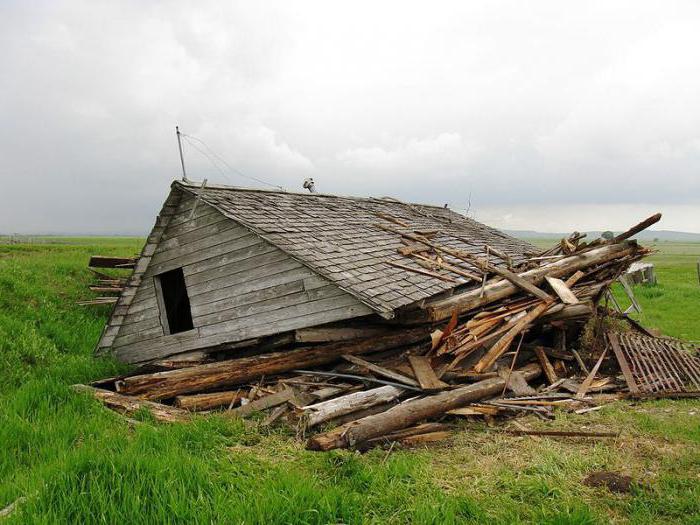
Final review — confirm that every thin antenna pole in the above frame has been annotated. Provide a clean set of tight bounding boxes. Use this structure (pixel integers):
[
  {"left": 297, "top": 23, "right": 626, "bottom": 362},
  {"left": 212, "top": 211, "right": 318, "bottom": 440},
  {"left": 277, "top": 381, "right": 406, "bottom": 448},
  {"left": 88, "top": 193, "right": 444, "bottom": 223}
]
[{"left": 176, "top": 126, "right": 189, "bottom": 182}]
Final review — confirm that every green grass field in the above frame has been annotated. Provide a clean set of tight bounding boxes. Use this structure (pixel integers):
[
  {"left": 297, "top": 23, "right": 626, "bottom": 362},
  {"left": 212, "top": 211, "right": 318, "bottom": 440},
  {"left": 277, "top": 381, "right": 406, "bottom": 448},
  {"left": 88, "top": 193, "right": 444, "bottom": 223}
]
[{"left": 0, "top": 238, "right": 698, "bottom": 524}]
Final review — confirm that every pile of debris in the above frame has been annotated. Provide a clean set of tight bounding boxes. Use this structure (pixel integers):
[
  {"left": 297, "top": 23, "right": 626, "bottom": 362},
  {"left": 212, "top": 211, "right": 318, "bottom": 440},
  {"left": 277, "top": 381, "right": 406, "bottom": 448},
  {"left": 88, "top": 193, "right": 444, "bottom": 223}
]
[
  {"left": 76, "top": 214, "right": 700, "bottom": 451},
  {"left": 77, "top": 256, "right": 136, "bottom": 306}
]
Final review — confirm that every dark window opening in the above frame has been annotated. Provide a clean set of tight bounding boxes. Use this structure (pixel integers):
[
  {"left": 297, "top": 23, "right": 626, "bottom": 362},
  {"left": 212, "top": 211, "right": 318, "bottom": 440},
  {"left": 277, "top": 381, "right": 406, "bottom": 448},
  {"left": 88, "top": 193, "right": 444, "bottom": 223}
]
[{"left": 155, "top": 268, "right": 194, "bottom": 334}]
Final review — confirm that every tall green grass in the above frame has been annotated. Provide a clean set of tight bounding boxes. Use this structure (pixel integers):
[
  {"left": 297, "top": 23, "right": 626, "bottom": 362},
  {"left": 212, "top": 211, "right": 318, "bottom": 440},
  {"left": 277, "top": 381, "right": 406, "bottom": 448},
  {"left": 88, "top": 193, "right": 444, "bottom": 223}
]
[{"left": 0, "top": 238, "right": 698, "bottom": 523}]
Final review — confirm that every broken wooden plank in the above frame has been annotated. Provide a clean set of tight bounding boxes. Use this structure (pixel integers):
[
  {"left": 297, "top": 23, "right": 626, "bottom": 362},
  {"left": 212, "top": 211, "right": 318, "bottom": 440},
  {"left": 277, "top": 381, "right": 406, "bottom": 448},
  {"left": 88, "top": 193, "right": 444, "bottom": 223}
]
[
  {"left": 88, "top": 255, "right": 137, "bottom": 268},
  {"left": 575, "top": 349, "right": 608, "bottom": 399},
  {"left": 571, "top": 349, "right": 590, "bottom": 375},
  {"left": 472, "top": 272, "right": 584, "bottom": 373},
  {"left": 447, "top": 405, "right": 501, "bottom": 416},
  {"left": 533, "top": 346, "right": 559, "bottom": 385},
  {"left": 342, "top": 354, "right": 420, "bottom": 387},
  {"left": 498, "top": 368, "right": 536, "bottom": 396},
  {"left": 408, "top": 355, "right": 449, "bottom": 391},
  {"left": 607, "top": 332, "right": 640, "bottom": 395},
  {"left": 385, "top": 260, "right": 457, "bottom": 282},
  {"left": 411, "top": 253, "right": 481, "bottom": 281},
  {"left": 545, "top": 276, "right": 580, "bottom": 304}
]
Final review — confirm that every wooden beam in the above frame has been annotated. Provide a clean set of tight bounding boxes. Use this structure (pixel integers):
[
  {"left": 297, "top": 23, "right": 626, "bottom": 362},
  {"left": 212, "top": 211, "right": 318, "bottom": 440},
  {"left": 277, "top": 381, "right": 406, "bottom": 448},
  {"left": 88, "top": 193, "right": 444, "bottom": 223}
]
[{"left": 116, "top": 327, "right": 430, "bottom": 400}]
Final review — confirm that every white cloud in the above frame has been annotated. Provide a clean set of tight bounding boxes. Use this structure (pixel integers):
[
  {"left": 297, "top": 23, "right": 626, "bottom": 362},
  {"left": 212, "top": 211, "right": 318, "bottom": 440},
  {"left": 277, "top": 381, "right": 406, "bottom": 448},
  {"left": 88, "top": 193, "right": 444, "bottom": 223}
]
[
  {"left": 1, "top": 1, "right": 699, "bottom": 233},
  {"left": 337, "top": 133, "right": 481, "bottom": 173}
]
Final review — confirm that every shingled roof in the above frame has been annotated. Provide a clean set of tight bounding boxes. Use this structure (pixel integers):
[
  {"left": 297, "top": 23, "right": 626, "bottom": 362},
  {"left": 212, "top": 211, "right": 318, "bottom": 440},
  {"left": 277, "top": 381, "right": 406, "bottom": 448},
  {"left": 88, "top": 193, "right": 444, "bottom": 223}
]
[{"left": 176, "top": 181, "right": 536, "bottom": 318}]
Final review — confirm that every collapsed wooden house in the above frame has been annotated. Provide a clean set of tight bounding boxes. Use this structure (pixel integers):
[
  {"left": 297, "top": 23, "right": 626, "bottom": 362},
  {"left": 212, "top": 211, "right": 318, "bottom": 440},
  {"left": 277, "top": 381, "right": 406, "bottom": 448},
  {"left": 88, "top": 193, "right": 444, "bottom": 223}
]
[
  {"left": 96, "top": 180, "right": 538, "bottom": 365},
  {"left": 84, "top": 183, "right": 700, "bottom": 450}
]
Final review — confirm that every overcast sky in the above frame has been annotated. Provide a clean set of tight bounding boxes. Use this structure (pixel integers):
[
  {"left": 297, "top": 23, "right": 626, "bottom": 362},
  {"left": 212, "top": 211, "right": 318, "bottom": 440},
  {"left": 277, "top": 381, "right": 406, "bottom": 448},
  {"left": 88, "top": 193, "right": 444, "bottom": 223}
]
[{"left": 1, "top": 1, "right": 699, "bottom": 235}]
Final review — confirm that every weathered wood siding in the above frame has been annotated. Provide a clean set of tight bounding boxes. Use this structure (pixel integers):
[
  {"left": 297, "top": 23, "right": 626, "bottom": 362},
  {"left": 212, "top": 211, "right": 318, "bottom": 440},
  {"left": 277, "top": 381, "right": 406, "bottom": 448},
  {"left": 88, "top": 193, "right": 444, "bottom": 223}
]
[{"left": 108, "top": 191, "right": 373, "bottom": 364}]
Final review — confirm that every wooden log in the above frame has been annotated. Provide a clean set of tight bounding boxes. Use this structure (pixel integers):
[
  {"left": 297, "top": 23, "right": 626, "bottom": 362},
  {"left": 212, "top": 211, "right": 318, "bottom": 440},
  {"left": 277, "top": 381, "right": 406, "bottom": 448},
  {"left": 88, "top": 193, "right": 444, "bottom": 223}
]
[
  {"left": 300, "top": 385, "right": 404, "bottom": 428},
  {"left": 72, "top": 384, "right": 189, "bottom": 422},
  {"left": 116, "top": 327, "right": 430, "bottom": 400},
  {"left": 174, "top": 390, "right": 245, "bottom": 411},
  {"left": 424, "top": 242, "right": 637, "bottom": 321},
  {"left": 306, "top": 363, "right": 541, "bottom": 451},
  {"left": 325, "top": 402, "right": 396, "bottom": 427},
  {"left": 611, "top": 213, "right": 661, "bottom": 243}
]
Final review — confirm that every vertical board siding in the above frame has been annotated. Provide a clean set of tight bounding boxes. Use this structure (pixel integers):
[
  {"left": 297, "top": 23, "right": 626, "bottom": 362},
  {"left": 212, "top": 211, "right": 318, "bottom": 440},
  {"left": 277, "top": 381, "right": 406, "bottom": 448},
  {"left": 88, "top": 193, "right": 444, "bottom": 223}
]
[{"left": 109, "top": 191, "right": 372, "bottom": 363}]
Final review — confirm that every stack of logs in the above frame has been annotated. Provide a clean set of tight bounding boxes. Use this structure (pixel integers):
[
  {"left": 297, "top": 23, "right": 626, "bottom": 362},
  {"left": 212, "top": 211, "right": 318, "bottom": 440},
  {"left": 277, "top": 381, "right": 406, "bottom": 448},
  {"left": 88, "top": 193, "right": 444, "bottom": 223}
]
[{"left": 77, "top": 214, "right": 687, "bottom": 451}]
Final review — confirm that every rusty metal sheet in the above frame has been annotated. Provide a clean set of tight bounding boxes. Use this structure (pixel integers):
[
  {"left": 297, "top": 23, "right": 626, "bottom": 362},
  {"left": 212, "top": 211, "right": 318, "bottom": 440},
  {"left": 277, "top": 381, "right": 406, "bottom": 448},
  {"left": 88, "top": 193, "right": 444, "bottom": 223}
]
[{"left": 608, "top": 332, "right": 700, "bottom": 395}]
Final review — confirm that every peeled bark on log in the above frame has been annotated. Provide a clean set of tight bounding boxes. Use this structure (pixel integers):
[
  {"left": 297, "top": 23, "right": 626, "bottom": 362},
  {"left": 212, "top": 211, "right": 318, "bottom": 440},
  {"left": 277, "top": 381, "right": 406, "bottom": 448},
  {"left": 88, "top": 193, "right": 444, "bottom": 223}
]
[
  {"left": 72, "top": 384, "right": 189, "bottom": 422},
  {"left": 425, "top": 242, "right": 636, "bottom": 321},
  {"left": 116, "top": 327, "right": 430, "bottom": 400},
  {"left": 307, "top": 363, "right": 541, "bottom": 451},
  {"left": 174, "top": 390, "right": 245, "bottom": 411},
  {"left": 300, "top": 385, "right": 404, "bottom": 428}
]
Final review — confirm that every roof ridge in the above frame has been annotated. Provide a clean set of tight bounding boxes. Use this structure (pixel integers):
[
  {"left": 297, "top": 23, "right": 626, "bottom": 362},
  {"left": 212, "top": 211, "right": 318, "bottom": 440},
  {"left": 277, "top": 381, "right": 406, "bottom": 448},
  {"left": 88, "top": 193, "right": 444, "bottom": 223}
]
[{"left": 173, "top": 179, "right": 458, "bottom": 212}]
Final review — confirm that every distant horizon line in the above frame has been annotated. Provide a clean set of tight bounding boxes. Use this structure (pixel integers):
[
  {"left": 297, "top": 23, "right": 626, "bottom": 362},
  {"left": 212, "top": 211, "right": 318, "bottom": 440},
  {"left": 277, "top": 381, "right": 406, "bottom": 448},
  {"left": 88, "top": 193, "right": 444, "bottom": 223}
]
[{"left": 2, "top": 227, "right": 700, "bottom": 237}]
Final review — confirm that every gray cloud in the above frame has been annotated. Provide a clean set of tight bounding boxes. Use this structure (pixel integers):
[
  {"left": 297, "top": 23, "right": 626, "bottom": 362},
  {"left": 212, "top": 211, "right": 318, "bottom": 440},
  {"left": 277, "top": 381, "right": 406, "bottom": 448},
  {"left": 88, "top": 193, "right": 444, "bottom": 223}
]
[{"left": 1, "top": 0, "right": 699, "bottom": 234}]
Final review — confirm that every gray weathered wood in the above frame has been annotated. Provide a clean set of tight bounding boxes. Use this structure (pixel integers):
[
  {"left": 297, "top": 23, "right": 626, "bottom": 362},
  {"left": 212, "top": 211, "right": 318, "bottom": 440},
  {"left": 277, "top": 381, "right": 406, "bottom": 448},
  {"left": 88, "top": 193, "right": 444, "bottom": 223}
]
[{"left": 300, "top": 385, "right": 403, "bottom": 427}]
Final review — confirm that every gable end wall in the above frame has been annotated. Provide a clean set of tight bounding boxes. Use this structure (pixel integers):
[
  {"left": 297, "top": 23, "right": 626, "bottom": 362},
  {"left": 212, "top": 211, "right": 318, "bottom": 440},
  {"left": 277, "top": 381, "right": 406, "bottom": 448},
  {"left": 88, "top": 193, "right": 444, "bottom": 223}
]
[{"left": 103, "top": 189, "right": 373, "bottom": 364}]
